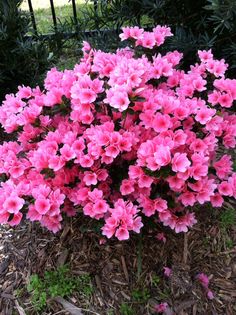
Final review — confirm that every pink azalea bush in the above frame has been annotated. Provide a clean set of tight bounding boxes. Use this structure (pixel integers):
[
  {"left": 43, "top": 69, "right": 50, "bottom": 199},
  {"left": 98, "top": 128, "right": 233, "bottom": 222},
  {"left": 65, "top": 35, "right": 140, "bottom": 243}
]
[{"left": 0, "top": 25, "right": 236, "bottom": 240}]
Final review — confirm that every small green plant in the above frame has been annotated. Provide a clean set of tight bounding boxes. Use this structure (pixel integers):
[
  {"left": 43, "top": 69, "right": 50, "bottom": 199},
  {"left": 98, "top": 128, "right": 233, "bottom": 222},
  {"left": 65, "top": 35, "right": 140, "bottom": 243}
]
[
  {"left": 151, "top": 274, "right": 161, "bottom": 288},
  {"left": 220, "top": 208, "right": 236, "bottom": 229},
  {"left": 120, "top": 303, "right": 135, "bottom": 315},
  {"left": 158, "top": 288, "right": 171, "bottom": 300},
  {"left": 131, "top": 287, "right": 150, "bottom": 303},
  {"left": 27, "top": 274, "right": 47, "bottom": 310},
  {"left": 27, "top": 265, "right": 93, "bottom": 311},
  {"left": 15, "top": 287, "right": 24, "bottom": 298},
  {"left": 225, "top": 237, "right": 234, "bottom": 249}
]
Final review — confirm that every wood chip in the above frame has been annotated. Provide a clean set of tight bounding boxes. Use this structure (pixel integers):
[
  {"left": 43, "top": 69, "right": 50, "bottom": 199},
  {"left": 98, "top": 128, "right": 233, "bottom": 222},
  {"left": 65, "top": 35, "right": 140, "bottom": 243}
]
[
  {"left": 56, "top": 248, "right": 69, "bottom": 266},
  {"left": 95, "top": 275, "right": 103, "bottom": 296},
  {"left": 183, "top": 233, "right": 188, "bottom": 264},
  {"left": 121, "top": 256, "right": 129, "bottom": 282},
  {"left": 54, "top": 297, "right": 84, "bottom": 315}
]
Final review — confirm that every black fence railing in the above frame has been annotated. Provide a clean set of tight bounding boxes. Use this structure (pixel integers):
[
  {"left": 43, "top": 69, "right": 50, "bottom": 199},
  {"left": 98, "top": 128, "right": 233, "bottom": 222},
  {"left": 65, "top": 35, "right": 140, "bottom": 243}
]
[{"left": 26, "top": 0, "right": 99, "bottom": 37}]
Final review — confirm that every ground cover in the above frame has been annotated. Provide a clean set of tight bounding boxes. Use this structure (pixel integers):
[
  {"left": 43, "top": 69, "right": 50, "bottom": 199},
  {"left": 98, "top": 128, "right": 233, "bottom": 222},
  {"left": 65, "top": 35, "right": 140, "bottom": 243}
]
[{"left": 0, "top": 205, "right": 236, "bottom": 315}]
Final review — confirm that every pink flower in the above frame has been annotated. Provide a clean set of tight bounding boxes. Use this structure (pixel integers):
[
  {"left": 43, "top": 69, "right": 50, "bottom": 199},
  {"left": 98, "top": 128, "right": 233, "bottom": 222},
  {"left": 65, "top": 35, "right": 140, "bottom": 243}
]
[
  {"left": 172, "top": 153, "right": 191, "bottom": 173},
  {"left": 79, "top": 155, "right": 94, "bottom": 168},
  {"left": 167, "top": 175, "right": 185, "bottom": 191},
  {"left": 35, "top": 198, "right": 50, "bottom": 215},
  {"left": 138, "top": 174, "right": 153, "bottom": 188},
  {"left": 132, "top": 216, "right": 143, "bottom": 233},
  {"left": 105, "top": 87, "right": 130, "bottom": 112},
  {"left": 154, "top": 302, "right": 168, "bottom": 313},
  {"left": 119, "top": 26, "right": 144, "bottom": 41},
  {"left": 214, "top": 155, "right": 232, "bottom": 180},
  {"left": 105, "top": 145, "right": 119, "bottom": 158},
  {"left": 198, "top": 49, "right": 213, "bottom": 62},
  {"left": 195, "top": 107, "right": 216, "bottom": 124},
  {"left": 210, "top": 193, "right": 224, "bottom": 207},
  {"left": 153, "top": 114, "right": 171, "bottom": 132},
  {"left": 196, "top": 273, "right": 214, "bottom": 300},
  {"left": 137, "top": 31, "right": 156, "bottom": 49},
  {"left": 154, "top": 198, "right": 168, "bottom": 213},
  {"left": 163, "top": 267, "right": 172, "bottom": 277},
  {"left": 115, "top": 227, "right": 129, "bottom": 240},
  {"left": 3, "top": 195, "right": 24, "bottom": 214},
  {"left": 8, "top": 212, "right": 23, "bottom": 226},
  {"left": 99, "top": 238, "right": 107, "bottom": 245},
  {"left": 190, "top": 164, "right": 208, "bottom": 180},
  {"left": 120, "top": 179, "right": 135, "bottom": 195},
  {"left": 71, "top": 86, "right": 97, "bottom": 104},
  {"left": 154, "top": 145, "right": 171, "bottom": 167},
  {"left": 196, "top": 273, "right": 209, "bottom": 288},
  {"left": 10, "top": 165, "right": 25, "bottom": 178},
  {"left": 93, "top": 200, "right": 109, "bottom": 216},
  {"left": 218, "top": 93, "right": 233, "bottom": 108},
  {"left": 60, "top": 144, "right": 76, "bottom": 161},
  {"left": 179, "top": 191, "right": 196, "bottom": 206},
  {"left": 27, "top": 205, "right": 42, "bottom": 221},
  {"left": 207, "top": 290, "right": 214, "bottom": 300},
  {"left": 83, "top": 172, "right": 98, "bottom": 186},
  {"left": 156, "top": 232, "right": 166, "bottom": 243},
  {"left": 218, "top": 181, "right": 233, "bottom": 196},
  {"left": 48, "top": 156, "right": 65, "bottom": 171}
]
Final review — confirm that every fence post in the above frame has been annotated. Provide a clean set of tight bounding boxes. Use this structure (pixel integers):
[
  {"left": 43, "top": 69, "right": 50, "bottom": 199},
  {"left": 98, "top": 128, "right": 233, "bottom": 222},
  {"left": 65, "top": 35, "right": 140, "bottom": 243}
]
[
  {"left": 49, "top": 0, "right": 57, "bottom": 32},
  {"left": 27, "top": 0, "right": 38, "bottom": 36},
  {"left": 71, "top": 0, "right": 79, "bottom": 35},
  {"left": 94, "top": 0, "right": 99, "bottom": 30},
  {"left": 94, "top": 0, "right": 98, "bottom": 13}
]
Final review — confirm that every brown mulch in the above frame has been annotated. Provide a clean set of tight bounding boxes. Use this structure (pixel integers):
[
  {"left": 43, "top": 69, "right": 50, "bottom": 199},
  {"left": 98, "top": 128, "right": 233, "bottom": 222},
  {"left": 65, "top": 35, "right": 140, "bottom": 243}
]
[{"left": 0, "top": 209, "right": 236, "bottom": 315}]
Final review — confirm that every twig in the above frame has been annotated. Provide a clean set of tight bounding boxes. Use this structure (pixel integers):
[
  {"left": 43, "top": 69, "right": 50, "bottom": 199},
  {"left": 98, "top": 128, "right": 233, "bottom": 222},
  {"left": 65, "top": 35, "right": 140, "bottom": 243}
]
[
  {"left": 15, "top": 300, "right": 27, "bottom": 315},
  {"left": 137, "top": 234, "right": 143, "bottom": 280},
  {"left": 183, "top": 232, "right": 188, "bottom": 264}
]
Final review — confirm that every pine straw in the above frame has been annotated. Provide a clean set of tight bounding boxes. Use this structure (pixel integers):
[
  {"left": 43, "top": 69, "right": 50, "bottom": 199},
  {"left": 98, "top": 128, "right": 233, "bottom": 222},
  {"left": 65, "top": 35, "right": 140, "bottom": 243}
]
[{"left": 0, "top": 207, "right": 236, "bottom": 315}]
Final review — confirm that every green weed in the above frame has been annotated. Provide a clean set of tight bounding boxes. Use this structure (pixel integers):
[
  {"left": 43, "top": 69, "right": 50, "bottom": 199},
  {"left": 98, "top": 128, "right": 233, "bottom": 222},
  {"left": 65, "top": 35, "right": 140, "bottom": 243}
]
[
  {"left": 225, "top": 237, "right": 234, "bottom": 249},
  {"left": 151, "top": 274, "right": 161, "bottom": 287},
  {"left": 120, "top": 303, "right": 135, "bottom": 315},
  {"left": 131, "top": 287, "right": 150, "bottom": 303},
  {"left": 27, "top": 265, "right": 93, "bottom": 311},
  {"left": 220, "top": 208, "right": 236, "bottom": 229}
]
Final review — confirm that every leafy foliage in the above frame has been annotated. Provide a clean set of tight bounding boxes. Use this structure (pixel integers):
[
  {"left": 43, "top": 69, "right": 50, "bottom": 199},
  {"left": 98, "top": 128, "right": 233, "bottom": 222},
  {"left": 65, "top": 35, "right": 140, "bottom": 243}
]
[
  {"left": 0, "top": 0, "right": 50, "bottom": 101},
  {"left": 27, "top": 265, "right": 93, "bottom": 311}
]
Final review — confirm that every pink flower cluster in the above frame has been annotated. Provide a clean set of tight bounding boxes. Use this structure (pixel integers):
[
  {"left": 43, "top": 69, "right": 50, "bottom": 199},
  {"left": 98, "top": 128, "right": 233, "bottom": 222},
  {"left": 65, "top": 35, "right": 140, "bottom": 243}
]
[{"left": 0, "top": 25, "right": 236, "bottom": 240}]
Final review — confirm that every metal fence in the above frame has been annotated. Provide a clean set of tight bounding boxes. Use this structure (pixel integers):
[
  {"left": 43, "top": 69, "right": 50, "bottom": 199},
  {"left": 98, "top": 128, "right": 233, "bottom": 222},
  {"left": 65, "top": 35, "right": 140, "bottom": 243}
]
[{"left": 27, "top": 0, "right": 99, "bottom": 37}]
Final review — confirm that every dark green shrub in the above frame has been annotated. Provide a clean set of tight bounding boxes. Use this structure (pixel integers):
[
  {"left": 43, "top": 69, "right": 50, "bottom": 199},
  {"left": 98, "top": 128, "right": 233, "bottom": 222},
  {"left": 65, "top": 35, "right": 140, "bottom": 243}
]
[
  {"left": 82, "top": 0, "right": 236, "bottom": 73},
  {"left": 0, "top": 0, "right": 50, "bottom": 101}
]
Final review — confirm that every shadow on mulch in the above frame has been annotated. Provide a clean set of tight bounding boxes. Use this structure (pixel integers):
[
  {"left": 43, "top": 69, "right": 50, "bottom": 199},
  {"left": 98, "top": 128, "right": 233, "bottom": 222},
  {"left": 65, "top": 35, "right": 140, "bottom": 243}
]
[{"left": 0, "top": 208, "right": 236, "bottom": 315}]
